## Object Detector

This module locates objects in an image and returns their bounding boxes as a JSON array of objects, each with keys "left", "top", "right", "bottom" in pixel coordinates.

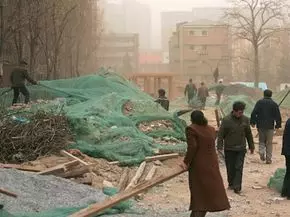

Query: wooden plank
[
  {"left": 37, "top": 160, "right": 79, "bottom": 175},
  {"left": 125, "top": 162, "right": 146, "bottom": 190},
  {"left": 0, "top": 164, "right": 41, "bottom": 172},
  {"left": 0, "top": 188, "right": 17, "bottom": 198},
  {"left": 109, "top": 153, "right": 179, "bottom": 165},
  {"left": 145, "top": 165, "right": 157, "bottom": 181},
  {"left": 60, "top": 150, "right": 89, "bottom": 165},
  {"left": 214, "top": 109, "right": 220, "bottom": 128},
  {"left": 69, "top": 166, "right": 186, "bottom": 217},
  {"left": 118, "top": 167, "right": 130, "bottom": 191}
]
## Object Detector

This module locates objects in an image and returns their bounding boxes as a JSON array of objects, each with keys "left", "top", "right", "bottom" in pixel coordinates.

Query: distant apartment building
[
  {"left": 161, "top": 8, "right": 227, "bottom": 51},
  {"left": 169, "top": 20, "right": 232, "bottom": 82},
  {"left": 97, "top": 33, "right": 139, "bottom": 74},
  {"left": 161, "top": 11, "right": 193, "bottom": 51},
  {"left": 103, "top": 0, "right": 151, "bottom": 49}
]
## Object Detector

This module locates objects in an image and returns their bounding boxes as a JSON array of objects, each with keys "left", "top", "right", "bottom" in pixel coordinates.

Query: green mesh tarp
[
  {"left": 0, "top": 69, "right": 186, "bottom": 165},
  {"left": 273, "top": 89, "right": 290, "bottom": 108},
  {"left": 218, "top": 95, "right": 257, "bottom": 118},
  {"left": 268, "top": 168, "right": 286, "bottom": 193}
]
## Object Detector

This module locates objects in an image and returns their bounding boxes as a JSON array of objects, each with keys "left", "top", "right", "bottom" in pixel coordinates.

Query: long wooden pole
[{"left": 69, "top": 167, "right": 186, "bottom": 217}]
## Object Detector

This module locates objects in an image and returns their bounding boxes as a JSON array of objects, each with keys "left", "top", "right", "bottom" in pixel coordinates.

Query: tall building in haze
[{"left": 103, "top": 0, "right": 151, "bottom": 50}]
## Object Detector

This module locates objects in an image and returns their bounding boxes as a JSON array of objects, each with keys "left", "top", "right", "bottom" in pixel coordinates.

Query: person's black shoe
[
  {"left": 266, "top": 160, "right": 272, "bottom": 164},
  {"left": 0, "top": 204, "right": 3, "bottom": 209},
  {"left": 260, "top": 155, "right": 266, "bottom": 161},
  {"left": 234, "top": 189, "right": 241, "bottom": 194}
]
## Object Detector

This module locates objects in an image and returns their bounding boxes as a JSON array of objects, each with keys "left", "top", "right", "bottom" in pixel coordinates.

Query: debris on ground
[
  {"left": 138, "top": 120, "right": 173, "bottom": 133},
  {"left": 0, "top": 168, "right": 107, "bottom": 213},
  {"left": 0, "top": 111, "right": 72, "bottom": 163}
]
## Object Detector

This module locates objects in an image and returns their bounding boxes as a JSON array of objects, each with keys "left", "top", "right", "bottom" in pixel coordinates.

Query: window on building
[
  {"left": 189, "top": 31, "right": 195, "bottom": 36},
  {"left": 202, "top": 30, "right": 208, "bottom": 36}
]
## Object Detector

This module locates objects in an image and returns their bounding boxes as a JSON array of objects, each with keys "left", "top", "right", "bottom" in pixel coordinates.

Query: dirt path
[{"left": 129, "top": 108, "right": 289, "bottom": 217}]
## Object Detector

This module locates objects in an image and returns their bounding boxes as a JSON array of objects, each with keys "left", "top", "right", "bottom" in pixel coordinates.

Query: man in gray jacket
[{"left": 217, "top": 101, "right": 254, "bottom": 194}]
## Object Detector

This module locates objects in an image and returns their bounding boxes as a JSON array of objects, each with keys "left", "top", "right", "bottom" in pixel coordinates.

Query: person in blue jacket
[{"left": 282, "top": 118, "right": 290, "bottom": 199}]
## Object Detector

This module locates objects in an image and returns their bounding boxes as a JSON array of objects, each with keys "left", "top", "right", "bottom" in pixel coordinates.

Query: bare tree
[{"left": 225, "top": 0, "right": 288, "bottom": 87}]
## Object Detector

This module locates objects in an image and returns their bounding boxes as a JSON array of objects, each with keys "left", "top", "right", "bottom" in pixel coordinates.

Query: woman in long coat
[
  {"left": 282, "top": 118, "right": 290, "bottom": 199},
  {"left": 180, "top": 110, "right": 230, "bottom": 217}
]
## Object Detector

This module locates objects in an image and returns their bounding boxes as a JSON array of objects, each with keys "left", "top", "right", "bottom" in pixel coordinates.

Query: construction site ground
[{"left": 114, "top": 108, "right": 289, "bottom": 217}]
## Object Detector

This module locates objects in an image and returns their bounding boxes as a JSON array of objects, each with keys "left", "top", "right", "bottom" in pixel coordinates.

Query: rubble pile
[
  {"left": 138, "top": 120, "right": 173, "bottom": 133},
  {"left": 0, "top": 111, "right": 72, "bottom": 163}
]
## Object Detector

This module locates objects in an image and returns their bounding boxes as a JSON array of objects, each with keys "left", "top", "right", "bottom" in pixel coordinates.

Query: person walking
[
  {"left": 197, "top": 82, "right": 209, "bottom": 110},
  {"left": 155, "top": 88, "right": 169, "bottom": 111},
  {"left": 217, "top": 101, "right": 254, "bottom": 194},
  {"left": 10, "top": 60, "right": 38, "bottom": 105},
  {"left": 215, "top": 79, "right": 225, "bottom": 105},
  {"left": 250, "top": 89, "right": 282, "bottom": 164},
  {"left": 281, "top": 118, "right": 290, "bottom": 199},
  {"left": 180, "top": 110, "right": 230, "bottom": 217},
  {"left": 184, "top": 79, "right": 197, "bottom": 104}
]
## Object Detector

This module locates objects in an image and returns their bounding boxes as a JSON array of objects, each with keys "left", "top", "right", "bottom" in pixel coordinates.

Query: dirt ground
[{"left": 132, "top": 108, "right": 289, "bottom": 217}]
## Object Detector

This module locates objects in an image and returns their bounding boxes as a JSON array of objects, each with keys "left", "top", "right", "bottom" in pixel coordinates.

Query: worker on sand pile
[
  {"left": 180, "top": 110, "right": 230, "bottom": 217},
  {"left": 217, "top": 101, "right": 255, "bottom": 195},
  {"left": 250, "top": 89, "right": 282, "bottom": 164},
  {"left": 197, "top": 82, "right": 209, "bottom": 110},
  {"left": 10, "top": 60, "right": 38, "bottom": 105},
  {"left": 155, "top": 88, "right": 169, "bottom": 111},
  {"left": 184, "top": 79, "right": 197, "bottom": 104},
  {"left": 281, "top": 118, "right": 290, "bottom": 199}
]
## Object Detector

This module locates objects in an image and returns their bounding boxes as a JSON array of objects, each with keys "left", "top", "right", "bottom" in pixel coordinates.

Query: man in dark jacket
[
  {"left": 281, "top": 118, "right": 290, "bottom": 199},
  {"left": 10, "top": 60, "right": 38, "bottom": 105},
  {"left": 184, "top": 79, "right": 197, "bottom": 104},
  {"left": 250, "top": 89, "right": 282, "bottom": 164},
  {"left": 217, "top": 101, "right": 254, "bottom": 194},
  {"left": 155, "top": 88, "right": 169, "bottom": 111},
  {"left": 197, "top": 82, "right": 209, "bottom": 110}
]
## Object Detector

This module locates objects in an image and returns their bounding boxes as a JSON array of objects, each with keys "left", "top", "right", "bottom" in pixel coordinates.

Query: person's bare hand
[{"left": 179, "top": 161, "right": 188, "bottom": 171}]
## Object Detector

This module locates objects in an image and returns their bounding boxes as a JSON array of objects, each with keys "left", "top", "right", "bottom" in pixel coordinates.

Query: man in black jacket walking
[
  {"left": 250, "top": 89, "right": 282, "bottom": 164},
  {"left": 10, "top": 60, "right": 38, "bottom": 105},
  {"left": 217, "top": 101, "right": 254, "bottom": 194}
]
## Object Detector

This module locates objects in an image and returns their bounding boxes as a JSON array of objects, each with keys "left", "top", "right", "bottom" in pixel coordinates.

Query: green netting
[
  {"left": 268, "top": 168, "right": 286, "bottom": 193},
  {"left": 0, "top": 69, "right": 187, "bottom": 166},
  {"left": 273, "top": 89, "right": 290, "bottom": 108},
  {"left": 218, "top": 95, "right": 257, "bottom": 118}
]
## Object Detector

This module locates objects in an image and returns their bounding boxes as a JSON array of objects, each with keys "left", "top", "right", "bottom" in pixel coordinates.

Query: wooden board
[
  {"left": 0, "top": 188, "right": 17, "bottom": 198},
  {"left": 37, "top": 160, "right": 79, "bottom": 175},
  {"left": 69, "top": 166, "right": 186, "bottom": 217},
  {"left": 0, "top": 164, "right": 41, "bottom": 172},
  {"left": 109, "top": 153, "right": 179, "bottom": 165}
]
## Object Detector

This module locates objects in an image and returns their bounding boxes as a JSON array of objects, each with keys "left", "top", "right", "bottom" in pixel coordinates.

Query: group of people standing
[
  {"left": 184, "top": 79, "right": 209, "bottom": 110},
  {"left": 181, "top": 89, "right": 290, "bottom": 217}
]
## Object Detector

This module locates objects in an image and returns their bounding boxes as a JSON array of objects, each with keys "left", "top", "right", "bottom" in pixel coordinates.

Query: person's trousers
[
  {"left": 215, "top": 94, "right": 221, "bottom": 105},
  {"left": 224, "top": 150, "right": 246, "bottom": 191},
  {"left": 188, "top": 94, "right": 194, "bottom": 103},
  {"left": 190, "top": 211, "right": 207, "bottom": 217},
  {"left": 282, "top": 156, "right": 290, "bottom": 198},
  {"left": 12, "top": 86, "right": 30, "bottom": 105},
  {"left": 258, "top": 129, "right": 274, "bottom": 162},
  {"left": 199, "top": 97, "right": 206, "bottom": 109}
]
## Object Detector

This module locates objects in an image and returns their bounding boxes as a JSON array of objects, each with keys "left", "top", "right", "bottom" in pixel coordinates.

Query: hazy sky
[{"left": 135, "top": 0, "right": 229, "bottom": 49}]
